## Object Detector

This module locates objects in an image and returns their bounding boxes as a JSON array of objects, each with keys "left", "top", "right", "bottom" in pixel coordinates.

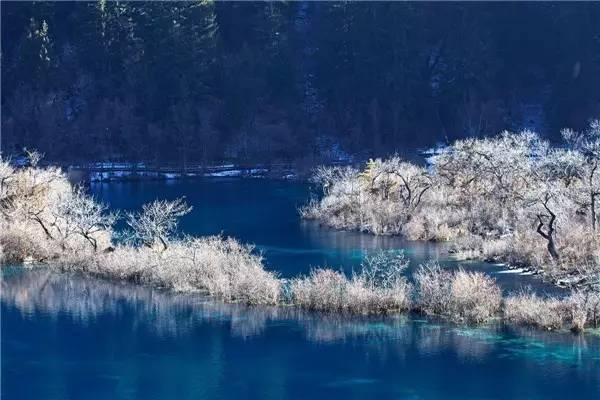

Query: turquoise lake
[{"left": 2, "top": 179, "right": 598, "bottom": 399}]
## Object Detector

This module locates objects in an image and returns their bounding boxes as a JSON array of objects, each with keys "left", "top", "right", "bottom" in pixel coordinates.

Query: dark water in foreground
[
  {"left": 2, "top": 269, "right": 599, "bottom": 400},
  {"left": 91, "top": 179, "right": 555, "bottom": 293}
]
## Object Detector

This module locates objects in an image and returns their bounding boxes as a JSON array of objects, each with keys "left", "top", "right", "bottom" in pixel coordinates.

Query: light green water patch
[
  {"left": 413, "top": 321, "right": 600, "bottom": 364},
  {"left": 584, "top": 327, "right": 600, "bottom": 337},
  {"left": 494, "top": 335, "right": 600, "bottom": 363},
  {"left": 325, "top": 378, "right": 379, "bottom": 387},
  {"left": 451, "top": 327, "right": 505, "bottom": 342}
]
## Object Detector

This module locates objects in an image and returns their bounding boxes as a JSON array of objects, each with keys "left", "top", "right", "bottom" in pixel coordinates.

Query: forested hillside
[{"left": 2, "top": 1, "right": 599, "bottom": 164}]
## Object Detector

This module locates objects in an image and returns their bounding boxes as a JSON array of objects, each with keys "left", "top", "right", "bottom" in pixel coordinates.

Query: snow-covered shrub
[
  {"left": 291, "top": 269, "right": 348, "bottom": 311},
  {"left": 563, "top": 290, "right": 600, "bottom": 331},
  {"left": 81, "top": 237, "right": 281, "bottom": 305},
  {"left": 414, "top": 263, "right": 501, "bottom": 323},
  {"left": 0, "top": 224, "right": 58, "bottom": 263},
  {"left": 413, "top": 262, "right": 452, "bottom": 316},
  {"left": 503, "top": 290, "right": 567, "bottom": 330},
  {"left": 294, "top": 269, "right": 413, "bottom": 314},
  {"left": 291, "top": 260, "right": 412, "bottom": 315},
  {"left": 358, "top": 250, "right": 409, "bottom": 289},
  {"left": 449, "top": 269, "right": 502, "bottom": 323}
]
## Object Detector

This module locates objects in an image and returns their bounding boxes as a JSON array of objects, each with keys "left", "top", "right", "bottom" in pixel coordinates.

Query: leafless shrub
[
  {"left": 89, "top": 237, "right": 281, "bottom": 305},
  {"left": 358, "top": 250, "right": 409, "bottom": 289},
  {"left": 504, "top": 290, "right": 566, "bottom": 330},
  {"left": 449, "top": 269, "right": 502, "bottom": 323},
  {"left": 291, "top": 269, "right": 348, "bottom": 311},
  {"left": 563, "top": 290, "right": 600, "bottom": 331},
  {"left": 0, "top": 228, "right": 48, "bottom": 263},
  {"left": 23, "top": 148, "right": 44, "bottom": 167},
  {"left": 414, "top": 262, "right": 453, "bottom": 316},
  {"left": 414, "top": 263, "right": 501, "bottom": 323},
  {"left": 291, "top": 267, "right": 412, "bottom": 315},
  {"left": 126, "top": 198, "right": 192, "bottom": 251},
  {"left": 0, "top": 221, "right": 60, "bottom": 263}
]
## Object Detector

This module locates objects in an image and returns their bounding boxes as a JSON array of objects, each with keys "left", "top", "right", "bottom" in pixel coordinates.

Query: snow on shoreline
[{"left": 84, "top": 165, "right": 291, "bottom": 182}]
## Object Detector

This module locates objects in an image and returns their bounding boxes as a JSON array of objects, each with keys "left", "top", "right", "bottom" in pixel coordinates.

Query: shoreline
[
  {"left": 311, "top": 219, "right": 570, "bottom": 291},
  {"left": 64, "top": 162, "right": 302, "bottom": 183}
]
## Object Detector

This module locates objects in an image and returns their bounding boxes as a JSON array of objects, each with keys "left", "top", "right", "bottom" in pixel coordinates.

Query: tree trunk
[
  {"left": 547, "top": 236, "right": 560, "bottom": 261},
  {"left": 537, "top": 199, "right": 560, "bottom": 261},
  {"left": 591, "top": 192, "right": 597, "bottom": 231}
]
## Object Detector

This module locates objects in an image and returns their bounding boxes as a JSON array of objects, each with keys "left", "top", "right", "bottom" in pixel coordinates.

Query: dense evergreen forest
[{"left": 2, "top": 1, "right": 599, "bottom": 164}]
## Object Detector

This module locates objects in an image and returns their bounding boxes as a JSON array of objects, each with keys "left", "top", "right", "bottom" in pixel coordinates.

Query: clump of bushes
[
  {"left": 504, "top": 289, "right": 600, "bottom": 331},
  {"left": 290, "top": 251, "right": 413, "bottom": 314},
  {"left": 414, "top": 262, "right": 502, "bottom": 323},
  {"left": 96, "top": 238, "right": 281, "bottom": 305},
  {"left": 504, "top": 291, "right": 566, "bottom": 330},
  {"left": 291, "top": 268, "right": 413, "bottom": 315},
  {"left": 33, "top": 237, "right": 282, "bottom": 306},
  {"left": 0, "top": 225, "right": 53, "bottom": 264}
]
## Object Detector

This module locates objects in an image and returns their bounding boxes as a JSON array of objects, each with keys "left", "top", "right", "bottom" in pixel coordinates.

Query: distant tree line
[{"left": 2, "top": 1, "right": 599, "bottom": 164}]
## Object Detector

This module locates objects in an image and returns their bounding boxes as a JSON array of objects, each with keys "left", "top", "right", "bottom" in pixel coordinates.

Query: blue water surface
[
  {"left": 89, "top": 179, "right": 553, "bottom": 293},
  {"left": 3, "top": 179, "right": 596, "bottom": 400},
  {"left": 2, "top": 268, "right": 599, "bottom": 400}
]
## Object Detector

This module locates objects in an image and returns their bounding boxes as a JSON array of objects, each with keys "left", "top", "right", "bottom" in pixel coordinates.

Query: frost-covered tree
[
  {"left": 435, "top": 131, "right": 546, "bottom": 203},
  {"left": 357, "top": 250, "right": 409, "bottom": 289},
  {"left": 55, "top": 187, "right": 117, "bottom": 251},
  {"left": 561, "top": 121, "right": 600, "bottom": 230},
  {"left": 361, "top": 158, "right": 432, "bottom": 209},
  {"left": 304, "top": 125, "right": 600, "bottom": 282},
  {"left": 0, "top": 154, "right": 68, "bottom": 241},
  {"left": 126, "top": 198, "right": 192, "bottom": 252}
]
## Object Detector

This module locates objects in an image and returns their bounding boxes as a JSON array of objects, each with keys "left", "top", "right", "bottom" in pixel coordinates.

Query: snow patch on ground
[
  {"left": 496, "top": 268, "right": 526, "bottom": 274},
  {"left": 204, "top": 170, "right": 243, "bottom": 177}
]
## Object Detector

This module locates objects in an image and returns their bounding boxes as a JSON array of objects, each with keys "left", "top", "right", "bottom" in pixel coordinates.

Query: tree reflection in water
[{"left": 2, "top": 267, "right": 598, "bottom": 369}]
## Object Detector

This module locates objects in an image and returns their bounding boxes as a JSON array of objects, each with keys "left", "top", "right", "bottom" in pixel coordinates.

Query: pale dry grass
[
  {"left": 290, "top": 268, "right": 412, "bottom": 314},
  {"left": 414, "top": 263, "right": 502, "bottom": 323},
  {"left": 504, "top": 290, "right": 567, "bottom": 330},
  {"left": 53, "top": 237, "right": 281, "bottom": 305}
]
